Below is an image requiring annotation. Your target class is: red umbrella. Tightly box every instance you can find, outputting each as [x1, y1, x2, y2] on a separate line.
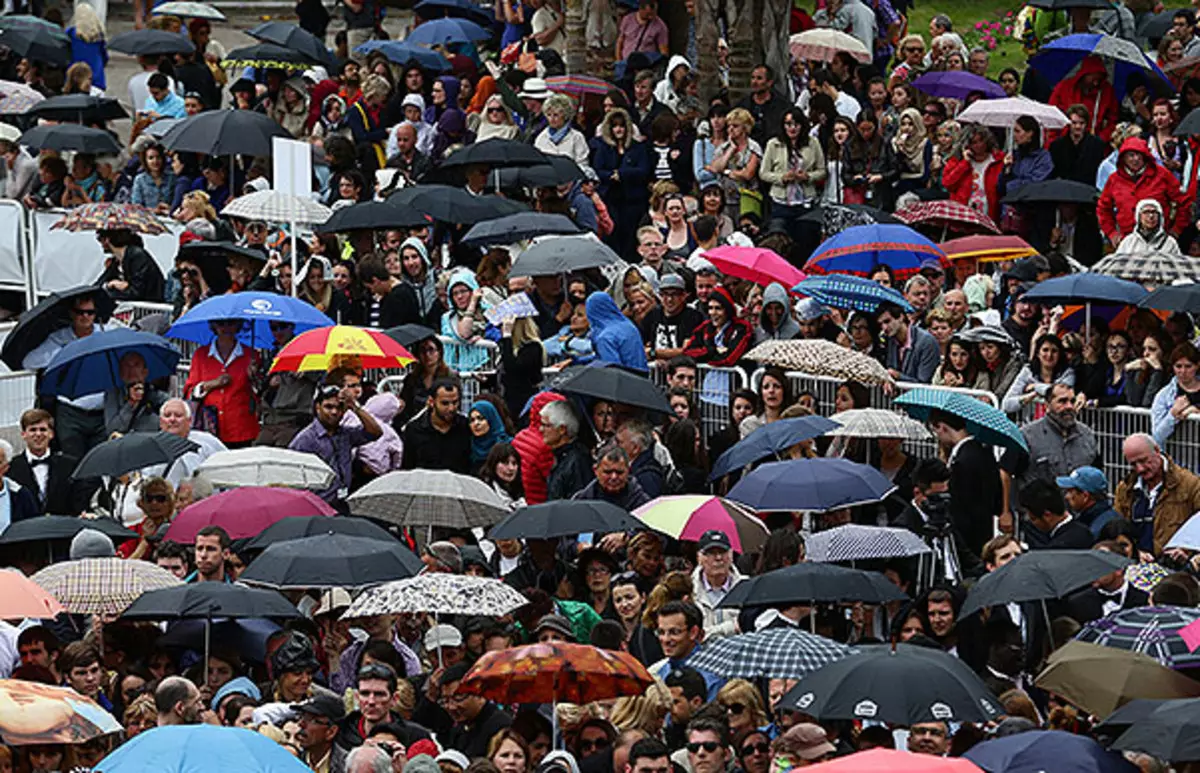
[458, 642, 654, 705]
[805, 749, 981, 773]
[163, 488, 336, 543]
[703, 245, 806, 289]
[939, 234, 1039, 263]
[894, 200, 1001, 236]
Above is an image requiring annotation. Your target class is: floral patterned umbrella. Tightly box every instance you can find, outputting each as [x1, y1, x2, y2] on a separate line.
[342, 574, 528, 618]
[459, 643, 654, 705]
[0, 679, 122, 745]
[52, 203, 168, 235]
[745, 339, 894, 386]
[0, 80, 43, 114]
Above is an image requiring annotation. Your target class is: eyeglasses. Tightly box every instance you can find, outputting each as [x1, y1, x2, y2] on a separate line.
[741, 743, 770, 756]
[580, 737, 611, 753]
[687, 742, 721, 754]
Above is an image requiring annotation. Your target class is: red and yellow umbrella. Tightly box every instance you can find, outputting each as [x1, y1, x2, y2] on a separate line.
[939, 234, 1039, 264]
[269, 326, 414, 373]
[458, 642, 654, 705]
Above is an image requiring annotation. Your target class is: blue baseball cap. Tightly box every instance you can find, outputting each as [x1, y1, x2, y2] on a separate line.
[1055, 466, 1108, 495]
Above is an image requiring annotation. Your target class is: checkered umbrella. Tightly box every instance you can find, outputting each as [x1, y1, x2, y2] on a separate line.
[685, 627, 852, 679]
[52, 203, 168, 235]
[745, 340, 894, 386]
[1076, 606, 1200, 669]
[347, 469, 510, 529]
[828, 408, 930, 440]
[805, 524, 933, 563]
[1093, 251, 1200, 285]
[32, 557, 182, 615]
[894, 200, 1001, 236]
[342, 574, 528, 618]
[221, 189, 332, 225]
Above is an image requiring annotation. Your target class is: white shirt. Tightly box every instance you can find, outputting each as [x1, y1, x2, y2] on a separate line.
[22, 322, 115, 411]
[25, 449, 51, 501]
[1098, 578, 1129, 617]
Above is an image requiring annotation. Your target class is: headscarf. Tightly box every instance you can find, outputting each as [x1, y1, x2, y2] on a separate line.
[469, 399, 512, 465]
[424, 75, 461, 124]
[468, 75, 498, 114]
[893, 107, 927, 170]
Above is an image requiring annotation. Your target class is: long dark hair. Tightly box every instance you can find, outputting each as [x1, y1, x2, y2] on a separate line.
[778, 107, 810, 153]
[480, 442, 523, 500]
[944, 338, 982, 383]
[826, 116, 854, 162]
[1030, 333, 1069, 382]
[1015, 115, 1041, 153]
[809, 93, 837, 150]
[849, 110, 882, 161]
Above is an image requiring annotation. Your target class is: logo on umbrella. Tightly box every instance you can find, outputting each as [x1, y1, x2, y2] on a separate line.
[795, 692, 815, 710]
[854, 700, 878, 718]
[336, 339, 371, 352]
[930, 702, 953, 720]
[250, 299, 275, 313]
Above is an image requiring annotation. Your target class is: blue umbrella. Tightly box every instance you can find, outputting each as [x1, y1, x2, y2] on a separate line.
[965, 729, 1137, 773]
[912, 71, 1006, 100]
[96, 725, 309, 773]
[726, 458, 896, 513]
[709, 416, 840, 481]
[1030, 33, 1171, 98]
[804, 224, 948, 280]
[414, 0, 493, 25]
[40, 328, 180, 399]
[354, 40, 451, 72]
[166, 292, 332, 348]
[793, 274, 913, 313]
[159, 618, 283, 662]
[1022, 274, 1147, 306]
[407, 17, 492, 45]
[895, 388, 1028, 452]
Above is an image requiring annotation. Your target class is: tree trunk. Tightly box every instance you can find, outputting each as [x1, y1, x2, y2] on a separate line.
[695, 0, 721, 103]
[761, 0, 791, 92]
[726, 0, 760, 103]
[563, 0, 587, 75]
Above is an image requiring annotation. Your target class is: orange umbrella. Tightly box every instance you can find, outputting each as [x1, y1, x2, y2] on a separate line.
[458, 642, 654, 705]
[0, 571, 62, 619]
[939, 234, 1038, 263]
[269, 325, 415, 373]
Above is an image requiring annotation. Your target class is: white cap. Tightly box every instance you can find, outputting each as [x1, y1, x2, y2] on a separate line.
[424, 624, 463, 651]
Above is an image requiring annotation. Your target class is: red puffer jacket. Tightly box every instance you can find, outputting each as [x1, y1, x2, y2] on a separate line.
[942, 150, 1005, 225]
[1097, 137, 1190, 244]
[512, 391, 565, 506]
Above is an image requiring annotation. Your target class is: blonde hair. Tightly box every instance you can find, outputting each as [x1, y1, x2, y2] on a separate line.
[123, 693, 156, 726]
[897, 33, 924, 53]
[182, 190, 217, 221]
[717, 679, 770, 728]
[511, 317, 545, 364]
[71, 2, 105, 42]
[363, 74, 392, 102]
[641, 569, 692, 628]
[608, 678, 671, 734]
[544, 93, 577, 121]
[649, 180, 680, 213]
[726, 107, 755, 131]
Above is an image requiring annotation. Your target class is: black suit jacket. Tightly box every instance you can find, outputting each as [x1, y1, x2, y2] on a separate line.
[1062, 584, 1149, 626]
[949, 440, 1003, 556]
[8, 452, 92, 516]
[1025, 519, 1094, 551]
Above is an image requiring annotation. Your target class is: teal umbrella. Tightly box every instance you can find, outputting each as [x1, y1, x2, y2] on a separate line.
[895, 388, 1028, 452]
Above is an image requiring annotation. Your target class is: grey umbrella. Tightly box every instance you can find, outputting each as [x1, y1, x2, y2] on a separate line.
[509, 235, 619, 277]
[347, 469, 510, 529]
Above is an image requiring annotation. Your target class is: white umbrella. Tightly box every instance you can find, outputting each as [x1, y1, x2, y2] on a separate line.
[221, 189, 332, 225]
[956, 97, 1069, 129]
[197, 448, 335, 490]
[152, 1, 227, 19]
[828, 408, 930, 440]
[789, 29, 871, 64]
[804, 524, 932, 563]
[342, 574, 529, 618]
[347, 469, 510, 529]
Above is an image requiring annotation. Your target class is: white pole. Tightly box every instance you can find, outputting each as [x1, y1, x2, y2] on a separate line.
[290, 217, 298, 298]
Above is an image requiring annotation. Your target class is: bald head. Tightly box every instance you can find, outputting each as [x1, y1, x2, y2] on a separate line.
[394, 123, 417, 156]
[942, 289, 968, 323]
[1123, 433, 1163, 485]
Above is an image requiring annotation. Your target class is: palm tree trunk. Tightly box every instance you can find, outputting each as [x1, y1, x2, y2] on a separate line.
[726, 0, 761, 103]
[695, 0, 721, 103]
[563, 0, 587, 75]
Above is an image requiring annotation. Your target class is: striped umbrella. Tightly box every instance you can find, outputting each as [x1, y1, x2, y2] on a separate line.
[940, 234, 1039, 264]
[269, 326, 415, 372]
[32, 557, 182, 615]
[545, 75, 614, 97]
[632, 495, 770, 553]
[804, 223, 949, 280]
[52, 202, 168, 234]
[1076, 606, 1200, 669]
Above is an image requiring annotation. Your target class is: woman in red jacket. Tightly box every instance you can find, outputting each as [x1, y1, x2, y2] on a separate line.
[512, 391, 565, 506]
[683, 286, 753, 367]
[183, 319, 259, 446]
[942, 126, 1005, 225]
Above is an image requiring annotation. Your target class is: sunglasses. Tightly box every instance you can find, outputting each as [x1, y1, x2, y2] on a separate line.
[742, 743, 770, 756]
[725, 703, 746, 715]
[580, 737, 611, 753]
[71, 307, 97, 316]
[687, 742, 722, 754]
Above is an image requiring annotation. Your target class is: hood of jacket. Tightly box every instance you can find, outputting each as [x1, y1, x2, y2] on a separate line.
[401, 236, 430, 268]
[447, 268, 479, 293]
[1118, 136, 1153, 166]
[709, 285, 738, 321]
[541, 751, 581, 773]
[437, 75, 461, 108]
[600, 107, 634, 147]
[364, 392, 400, 424]
[759, 282, 800, 337]
[586, 290, 628, 335]
[527, 391, 565, 428]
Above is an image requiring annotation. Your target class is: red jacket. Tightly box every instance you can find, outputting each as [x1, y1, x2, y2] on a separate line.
[1048, 56, 1118, 144]
[183, 343, 259, 445]
[1097, 137, 1189, 243]
[942, 150, 1005, 225]
[512, 391, 565, 506]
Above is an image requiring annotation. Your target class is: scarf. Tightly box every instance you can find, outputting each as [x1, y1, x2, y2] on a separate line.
[548, 123, 572, 145]
[469, 400, 512, 466]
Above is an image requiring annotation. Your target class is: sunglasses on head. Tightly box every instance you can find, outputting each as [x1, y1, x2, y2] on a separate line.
[687, 742, 721, 754]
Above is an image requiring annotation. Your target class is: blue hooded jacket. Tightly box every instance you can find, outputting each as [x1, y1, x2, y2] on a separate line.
[585, 291, 648, 372]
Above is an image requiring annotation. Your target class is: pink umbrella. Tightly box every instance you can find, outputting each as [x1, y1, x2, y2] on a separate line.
[632, 495, 770, 553]
[703, 246, 806, 290]
[164, 487, 336, 543]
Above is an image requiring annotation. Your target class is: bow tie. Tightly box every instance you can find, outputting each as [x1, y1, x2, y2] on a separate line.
[28, 457, 50, 468]
[1098, 587, 1123, 598]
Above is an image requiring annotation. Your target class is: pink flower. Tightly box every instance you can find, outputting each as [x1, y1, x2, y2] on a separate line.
[1005, 25, 1013, 35]
[975, 20, 985, 29]
[990, 21, 1001, 29]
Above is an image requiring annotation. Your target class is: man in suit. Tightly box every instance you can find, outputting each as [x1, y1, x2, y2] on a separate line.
[928, 408, 1003, 556]
[7, 409, 93, 516]
[0, 438, 41, 529]
[1021, 479, 1094, 550]
[891, 458, 982, 581]
[1062, 541, 1149, 624]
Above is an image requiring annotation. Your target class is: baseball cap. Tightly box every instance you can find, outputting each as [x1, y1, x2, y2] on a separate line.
[783, 723, 836, 761]
[660, 274, 686, 292]
[698, 529, 732, 553]
[292, 693, 346, 722]
[796, 298, 827, 322]
[1055, 466, 1108, 495]
[533, 614, 576, 641]
[424, 624, 464, 651]
[70, 528, 115, 559]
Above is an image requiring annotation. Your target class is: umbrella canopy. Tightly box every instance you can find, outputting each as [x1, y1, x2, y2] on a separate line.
[0, 80, 43, 114]
[343, 574, 529, 618]
[109, 28, 195, 56]
[1036, 641, 1200, 717]
[19, 124, 120, 154]
[72, 431, 199, 480]
[384, 324, 439, 350]
[828, 408, 929, 440]
[1022, 274, 1148, 306]
[442, 139, 549, 169]
[247, 515, 396, 550]
[800, 750, 981, 773]
[545, 74, 615, 97]
[799, 203, 899, 235]
[1095, 699, 1169, 739]
[632, 496, 770, 553]
[161, 110, 292, 157]
[25, 94, 127, 123]
[222, 189, 331, 226]
[703, 245, 807, 289]
[894, 200, 1002, 235]
[269, 325, 414, 372]
[176, 241, 268, 293]
[1176, 108, 1200, 137]
[52, 202, 167, 234]
[167, 291, 332, 347]
[224, 41, 314, 69]
[895, 388, 1028, 452]
[1076, 606, 1200, 670]
[1140, 284, 1200, 313]
[1112, 698, 1200, 762]
[718, 562, 908, 607]
[1031, 33, 1170, 97]
[239, 534, 422, 590]
[32, 557, 182, 615]
[153, 1, 226, 19]
[745, 339, 894, 386]
[1002, 179, 1099, 205]
[792, 274, 912, 313]
[788, 29, 871, 63]
[121, 582, 300, 621]
[779, 643, 1002, 724]
[728, 458, 896, 513]
[913, 71, 1006, 100]
[805, 223, 949, 279]
[0, 16, 69, 66]
[0, 679, 121, 745]
[387, 185, 529, 224]
[247, 21, 335, 68]
[0, 571, 63, 619]
[547, 365, 672, 413]
[320, 200, 432, 232]
[685, 626, 851, 680]
[495, 156, 585, 189]
[414, 0, 493, 24]
[940, 234, 1040, 263]
[353, 40, 451, 71]
[463, 212, 583, 246]
[348, 469, 510, 529]
[960, 550, 1131, 617]
[0, 516, 135, 545]
[489, 500, 646, 540]
[1094, 251, 1200, 284]
[39, 328, 179, 399]
[965, 730, 1137, 773]
[804, 524, 933, 563]
[0, 286, 115, 369]
[957, 97, 1070, 129]
[196, 448, 336, 490]
[509, 236, 620, 277]
[955, 325, 1019, 349]
[95, 725, 310, 773]
[708, 416, 840, 480]
[164, 488, 336, 543]
[460, 643, 655, 705]
[407, 16, 492, 44]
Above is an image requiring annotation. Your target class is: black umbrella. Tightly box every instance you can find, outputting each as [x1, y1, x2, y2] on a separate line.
[320, 200, 432, 233]
[414, 0, 493, 25]
[1113, 698, 1200, 762]
[546, 364, 673, 414]
[384, 323, 439, 349]
[177, 241, 267, 293]
[1139, 284, 1200, 313]
[1001, 179, 1099, 204]
[223, 42, 315, 68]
[489, 500, 646, 540]
[0, 515, 135, 544]
[440, 138, 550, 169]
[109, 28, 196, 56]
[462, 212, 583, 246]
[161, 109, 292, 157]
[246, 515, 396, 550]
[798, 203, 899, 224]
[778, 643, 1003, 724]
[1026, 0, 1112, 8]
[25, 94, 127, 123]
[1138, 9, 1176, 40]
[19, 124, 120, 154]
[121, 582, 301, 620]
[239, 534, 422, 590]
[717, 562, 908, 607]
[0, 16, 69, 66]
[1176, 109, 1200, 137]
[247, 21, 335, 68]
[508, 235, 620, 277]
[960, 549, 1131, 617]
[72, 431, 199, 480]
[496, 156, 585, 189]
[158, 618, 281, 662]
[1094, 699, 1170, 740]
[387, 184, 529, 225]
[0, 285, 116, 369]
